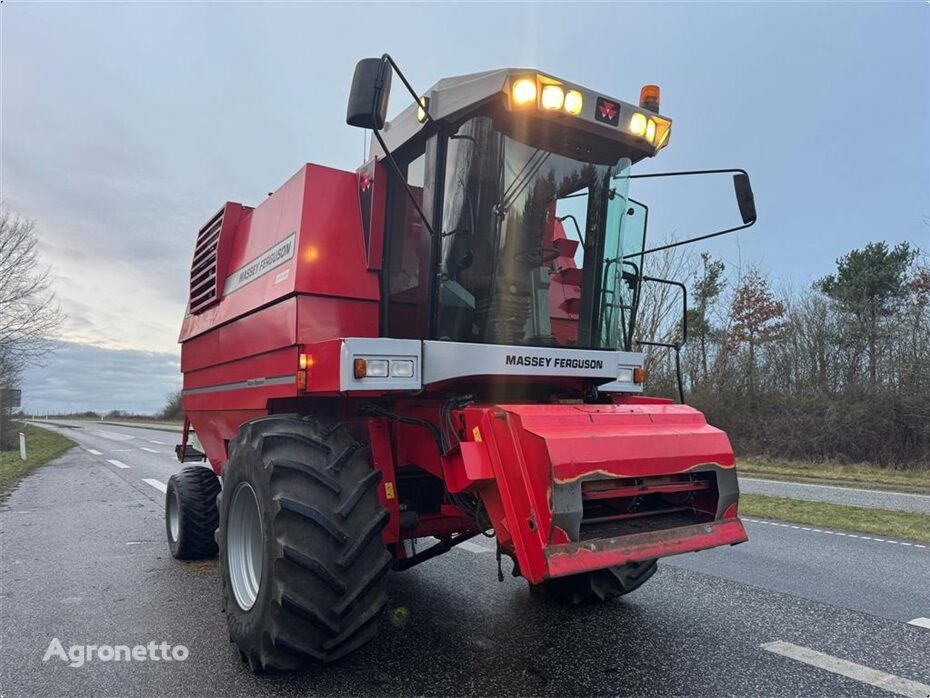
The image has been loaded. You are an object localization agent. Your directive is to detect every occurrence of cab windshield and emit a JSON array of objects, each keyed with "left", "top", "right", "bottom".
[{"left": 436, "top": 116, "right": 645, "bottom": 350}]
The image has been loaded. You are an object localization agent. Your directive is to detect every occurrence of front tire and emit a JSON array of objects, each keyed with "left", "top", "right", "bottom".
[
  {"left": 166, "top": 465, "right": 221, "bottom": 559},
  {"left": 218, "top": 415, "right": 390, "bottom": 671},
  {"left": 532, "top": 559, "right": 657, "bottom": 604}
]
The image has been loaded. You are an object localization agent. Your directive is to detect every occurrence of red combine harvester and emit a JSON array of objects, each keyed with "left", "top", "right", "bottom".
[{"left": 167, "top": 56, "right": 757, "bottom": 671}]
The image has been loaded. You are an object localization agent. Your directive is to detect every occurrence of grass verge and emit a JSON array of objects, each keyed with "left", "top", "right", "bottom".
[
  {"left": 740, "top": 493, "right": 930, "bottom": 544},
  {"left": 0, "top": 423, "right": 76, "bottom": 500},
  {"left": 738, "top": 457, "right": 930, "bottom": 496}
]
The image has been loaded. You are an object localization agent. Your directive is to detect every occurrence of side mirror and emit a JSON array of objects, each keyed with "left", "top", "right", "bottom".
[
  {"left": 733, "top": 173, "right": 756, "bottom": 225},
  {"left": 346, "top": 57, "right": 392, "bottom": 130}
]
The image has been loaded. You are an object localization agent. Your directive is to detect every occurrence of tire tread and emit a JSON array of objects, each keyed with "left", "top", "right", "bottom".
[
  {"left": 220, "top": 415, "right": 390, "bottom": 671},
  {"left": 167, "top": 466, "right": 221, "bottom": 559}
]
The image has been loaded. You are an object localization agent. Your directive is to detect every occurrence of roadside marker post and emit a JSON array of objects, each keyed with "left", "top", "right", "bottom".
[{"left": 19, "top": 432, "right": 27, "bottom": 461}]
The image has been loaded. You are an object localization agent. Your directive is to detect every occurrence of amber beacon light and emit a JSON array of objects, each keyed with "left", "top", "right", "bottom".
[{"left": 640, "top": 84, "right": 660, "bottom": 113}]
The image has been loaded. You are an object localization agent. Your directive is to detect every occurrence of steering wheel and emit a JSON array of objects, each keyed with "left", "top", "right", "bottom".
[{"left": 514, "top": 246, "right": 561, "bottom": 265}]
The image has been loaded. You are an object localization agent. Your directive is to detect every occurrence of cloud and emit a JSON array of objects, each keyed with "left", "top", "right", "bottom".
[
  {"left": 4, "top": 2, "right": 927, "bottom": 372},
  {"left": 19, "top": 341, "right": 180, "bottom": 415}
]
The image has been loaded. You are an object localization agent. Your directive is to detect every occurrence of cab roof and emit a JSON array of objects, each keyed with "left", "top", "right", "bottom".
[{"left": 371, "top": 68, "right": 671, "bottom": 165}]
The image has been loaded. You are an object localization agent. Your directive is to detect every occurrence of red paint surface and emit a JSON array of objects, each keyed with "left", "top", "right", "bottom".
[
  {"left": 546, "top": 519, "right": 748, "bottom": 578},
  {"left": 178, "top": 161, "right": 746, "bottom": 580}
]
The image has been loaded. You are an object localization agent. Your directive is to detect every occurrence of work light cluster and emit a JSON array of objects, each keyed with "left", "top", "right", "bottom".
[
  {"left": 512, "top": 78, "right": 584, "bottom": 116},
  {"left": 510, "top": 75, "right": 670, "bottom": 150}
]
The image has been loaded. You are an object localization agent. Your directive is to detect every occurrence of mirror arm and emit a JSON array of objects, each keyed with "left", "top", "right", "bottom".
[
  {"left": 362, "top": 54, "right": 439, "bottom": 242},
  {"left": 624, "top": 167, "right": 750, "bottom": 180},
  {"left": 370, "top": 130, "right": 438, "bottom": 242},
  {"left": 619, "top": 167, "right": 757, "bottom": 260},
  {"left": 625, "top": 219, "right": 755, "bottom": 260},
  {"left": 381, "top": 54, "right": 436, "bottom": 125}
]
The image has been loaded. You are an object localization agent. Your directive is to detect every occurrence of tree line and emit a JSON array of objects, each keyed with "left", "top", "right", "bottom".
[
  {"left": 0, "top": 208, "right": 63, "bottom": 449},
  {"left": 636, "top": 240, "right": 930, "bottom": 467},
  {"left": 3, "top": 204, "right": 927, "bottom": 467}
]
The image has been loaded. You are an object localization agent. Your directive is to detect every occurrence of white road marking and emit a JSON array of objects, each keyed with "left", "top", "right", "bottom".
[
  {"left": 90, "top": 430, "right": 134, "bottom": 441},
  {"left": 106, "top": 459, "right": 130, "bottom": 469},
  {"left": 142, "top": 478, "right": 167, "bottom": 494},
  {"left": 148, "top": 439, "right": 167, "bottom": 445},
  {"left": 456, "top": 541, "right": 492, "bottom": 554},
  {"left": 742, "top": 518, "right": 927, "bottom": 550},
  {"left": 760, "top": 640, "right": 930, "bottom": 698},
  {"left": 139, "top": 447, "right": 160, "bottom": 453},
  {"left": 907, "top": 617, "right": 930, "bottom": 629},
  {"left": 85, "top": 449, "right": 102, "bottom": 455},
  {"left": 741, "top": 477, "right": 930, "bottom": 500}
]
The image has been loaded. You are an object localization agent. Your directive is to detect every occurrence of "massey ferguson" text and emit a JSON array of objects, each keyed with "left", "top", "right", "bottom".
[{"left": 504, "top": 355, "right": 604, "bottom": 370}]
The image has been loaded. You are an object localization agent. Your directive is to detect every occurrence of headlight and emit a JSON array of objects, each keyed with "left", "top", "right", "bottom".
[
  {"left": 354, "top": 358, "right": 388, "bottom": 378},
  {"left": 390, "top": 360, "right": 415, "bottom": 378},
  {"left": 646, "top": 118, "right": 657, "bottom": 144},
  {"left": 563, "top": 90, "right": 583, "bottom": 115},
  {"left": 629, "top": 112, "right": 648, "bottom": 137},
  {"left": 353, "top": 357, "right": 416, "bottom": 380},
  {"left": 512, "top": 78, "right": 537, "bottom": 106},
  {"left": 541, "top": 85, "right": 565, "bottom": 110},
  {"left": 652, "top": 116, "right": 672, "bottom": 151}
]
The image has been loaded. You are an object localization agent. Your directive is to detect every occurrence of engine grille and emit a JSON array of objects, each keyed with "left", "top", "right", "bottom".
[{"left": 189, "top": 209, "right": 224, "bottom": 313}]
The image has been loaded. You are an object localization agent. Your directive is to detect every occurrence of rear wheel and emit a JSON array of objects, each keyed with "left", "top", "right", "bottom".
[
  {"left": 532, "top": 559, "right": 657, "bottom": 604},
  {"left": 218, "top": 415, "right": 390, "bottom": 671},
  {"left": 165, "top": 465, "right": 221, "bottom": 559}
]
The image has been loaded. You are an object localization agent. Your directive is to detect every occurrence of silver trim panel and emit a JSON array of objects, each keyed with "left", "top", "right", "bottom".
[
  {"left": 422, "top": 340, "right": 643, "bottom": 390},
  {"left": 223, "top": 232, "right": 296, "bottom": 295},
  {"left": 340, "top": 338, "right": 422, "bottom": 392}
]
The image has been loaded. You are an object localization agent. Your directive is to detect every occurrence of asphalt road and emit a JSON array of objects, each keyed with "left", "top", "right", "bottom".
[
  {"left": 1, "top": 420, "right": 928, "bottom": 697},
  {"left": 741, "top": 477, "right": 930, "bottom": 515}
]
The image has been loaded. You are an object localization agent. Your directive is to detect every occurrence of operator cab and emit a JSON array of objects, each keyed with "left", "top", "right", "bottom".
[{"left": 356, "top": 67, "right": 671, "bottom": 355}]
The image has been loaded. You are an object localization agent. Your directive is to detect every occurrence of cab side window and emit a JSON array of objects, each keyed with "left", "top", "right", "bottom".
[{"left": 386, "top": 152, "right": 429, "bottom": 338}]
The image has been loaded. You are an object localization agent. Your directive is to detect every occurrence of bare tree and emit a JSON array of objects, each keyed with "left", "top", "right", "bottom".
[
  {"left": 727, "top": 268, "right": 786, "bottom": 394},
  {"left": 0, "top": 207, "right": 64, "bottom": 447}
]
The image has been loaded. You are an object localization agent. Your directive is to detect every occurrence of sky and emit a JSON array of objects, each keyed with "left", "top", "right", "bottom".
[{"left": 2, "top": 2, "right": 928, "bottom": 413}]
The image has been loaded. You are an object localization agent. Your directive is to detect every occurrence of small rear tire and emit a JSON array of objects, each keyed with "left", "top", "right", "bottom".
[
  {"left": 531, "top": 559, "right": 657, "bottom": 604},
  {"left": 166, "top": 466, "right": 221, "bottom": 559}
]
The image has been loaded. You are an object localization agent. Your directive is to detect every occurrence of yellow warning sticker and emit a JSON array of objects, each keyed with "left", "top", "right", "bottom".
[
  {"left": 472, "top": 426, "right": 482, "bottom": 442},
  {"left": 384, "top": 482, "right": 396, "bottom": 500}
]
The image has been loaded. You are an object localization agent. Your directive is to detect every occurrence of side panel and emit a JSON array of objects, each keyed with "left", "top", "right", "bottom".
[
  {"left": 187, "top": 409, "right": 266, "bottom": 474},
  {"left": 180, "top": 163, "right": 380, "bottom": 345},
  {"left": 293, "top": 165, "right": 381, "bottom": 300},
  {"left": 295, "top": 295, "right": 379, "bottom": 345},
  {"left": 179, "top": 163, "right": 385, "bottom": 472},
  {"left": 180, "top": 166, "right": 309, "bottom": 342},
  {"left": 183, "top": 346, "right": 299, "bottom": 412},
  {"left": 181, "top": 298, "right": 298, "bottom": 373},
  {"left": 356, "top": 158, "right": 388, "bottom": 271}
]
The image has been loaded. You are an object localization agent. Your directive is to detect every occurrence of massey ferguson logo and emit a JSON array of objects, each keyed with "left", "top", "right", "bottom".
[
  {"left": 595, "top": 97, "right": 620, "bottom": 126},
  {"left": 223, "top": 233, "right": 296, "bottom": 295},
  {"left": 505, "top": 354, "right": 604, "bottom": 370}
]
